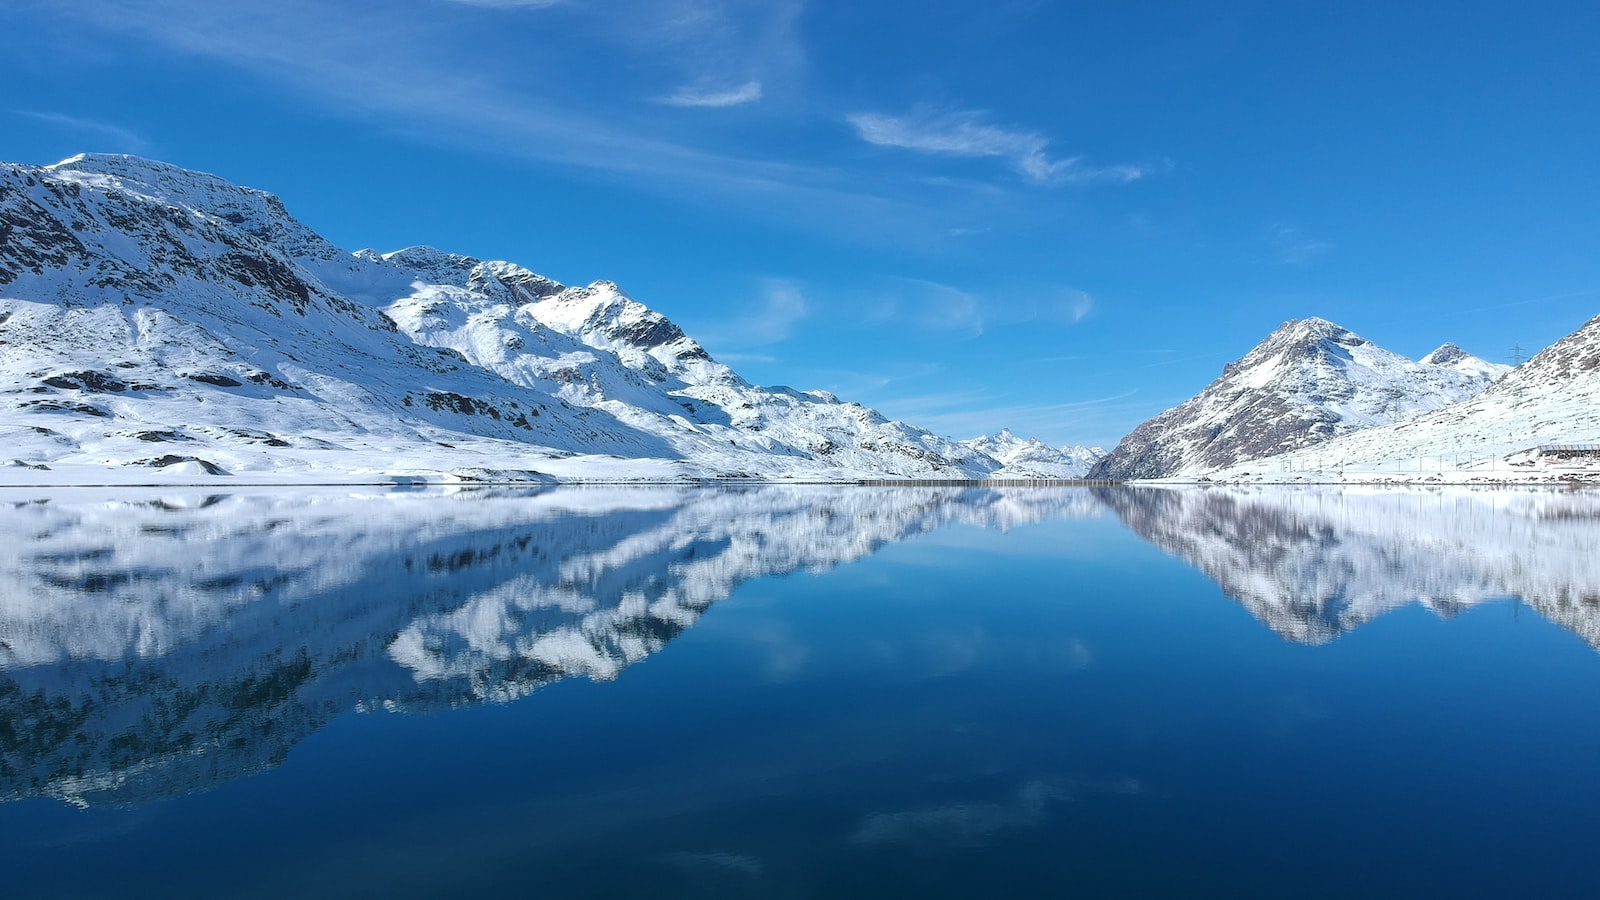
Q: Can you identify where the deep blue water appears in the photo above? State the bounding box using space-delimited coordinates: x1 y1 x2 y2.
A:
2 485 1599 898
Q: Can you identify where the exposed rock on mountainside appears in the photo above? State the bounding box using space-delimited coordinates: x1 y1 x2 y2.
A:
1089 317 1507 479
1208 312 1600 481
0 153 1081 482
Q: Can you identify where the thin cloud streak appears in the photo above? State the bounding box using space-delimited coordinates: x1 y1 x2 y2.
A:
787 360 947 405
869 277 1096 335
863 281 983 336
848 109 1147 185
32 0 992 245
442 0 564 7
8 109 152 153
696 279 810 351
659 81 763 108
35 1 715 182
878 390 1141 446
713 351 779 365
1444 287 1600 317
1267 223 1333 265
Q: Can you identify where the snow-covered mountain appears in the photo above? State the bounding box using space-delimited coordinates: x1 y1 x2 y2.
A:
0 485 1104 808
1207 312 1600 482
1419 341 1508 379
1099 485 1600 647
0 153 1039 483
1089 317 1507 479
959 429 1105 479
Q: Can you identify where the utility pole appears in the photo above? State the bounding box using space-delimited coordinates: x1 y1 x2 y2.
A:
1508 343 1529 366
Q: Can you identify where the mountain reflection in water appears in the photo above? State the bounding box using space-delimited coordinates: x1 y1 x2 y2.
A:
0 485 1098 808
1098 486 1600 646
2 484 1598 809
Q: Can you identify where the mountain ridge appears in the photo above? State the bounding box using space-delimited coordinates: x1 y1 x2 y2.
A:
8 152 1584 485
1089 316 1508 479
1206 311 1600 481
0 153 1097 483
960 429 1105 479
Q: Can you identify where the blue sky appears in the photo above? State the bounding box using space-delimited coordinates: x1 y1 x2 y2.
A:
3 0 1597 447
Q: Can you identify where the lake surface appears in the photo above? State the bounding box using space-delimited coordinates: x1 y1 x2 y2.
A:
3 484 1600 898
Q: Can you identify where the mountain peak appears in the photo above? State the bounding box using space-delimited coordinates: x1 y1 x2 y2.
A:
1421 342 1468 365
49 151 214 180
0 152 1002 483
1091 318 1503 479
384 245 478 274
46 153 282 208
382 248 565 306
1294 315 1340 331
1506 312 1600 383
1264 317 1364 350
36 152 349 269
1418 342 1511 380
957 430 1104 478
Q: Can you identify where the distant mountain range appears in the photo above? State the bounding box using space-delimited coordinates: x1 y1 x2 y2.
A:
960 429 1105 479
3 153 1594 484
0 154 1098 484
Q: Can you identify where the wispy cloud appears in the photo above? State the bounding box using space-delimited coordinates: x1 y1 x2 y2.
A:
852 776 1139 847
658 80 763 108
697 279 810 350
869 278 1095 335
8 109 151 153
712 351 778 365
27 3 783 183
876 279 986 336
625 1 798 112
1267 223 1333 265
441 0 564 8
848 109 1147 185
780 360 946 407
21 0 1159 248
888 391 1141 446
25 0 972 243
866 389 995 422
1064 290 1094 323
1444 287 1600 317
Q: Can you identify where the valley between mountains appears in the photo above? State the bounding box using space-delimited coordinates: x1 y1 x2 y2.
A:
2 154 1597 485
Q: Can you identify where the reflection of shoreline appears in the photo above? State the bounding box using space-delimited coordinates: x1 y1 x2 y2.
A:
1097 486 1600 647
10 484 1600 810
0 485 1100 808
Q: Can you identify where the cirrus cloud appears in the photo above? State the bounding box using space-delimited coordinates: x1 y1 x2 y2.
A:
659 80 764 108
441 0 564 8
848 109 1147 186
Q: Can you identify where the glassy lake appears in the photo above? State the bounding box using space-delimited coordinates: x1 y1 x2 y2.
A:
3 485 1600 898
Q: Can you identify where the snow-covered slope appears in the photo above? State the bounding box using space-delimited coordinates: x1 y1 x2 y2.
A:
0 484 1103 807
1420 342 1508 379
1089 318 1507 479
381 250 999 479
1099 485 1600 646
1208 313 1600 482
0 154 1010 483
959 429 1105 479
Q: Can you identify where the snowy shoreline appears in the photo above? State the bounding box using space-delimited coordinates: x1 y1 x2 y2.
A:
0 469 1596 489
